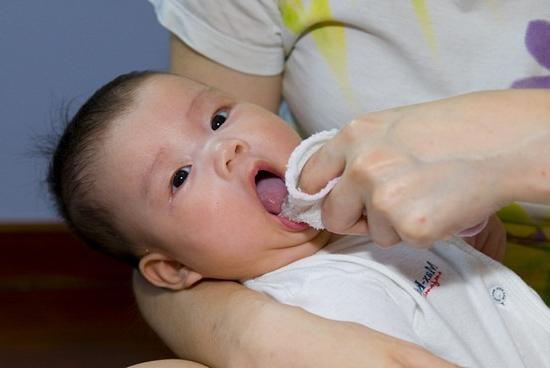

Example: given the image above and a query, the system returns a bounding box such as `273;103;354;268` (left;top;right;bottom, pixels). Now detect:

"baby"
49;71;550;367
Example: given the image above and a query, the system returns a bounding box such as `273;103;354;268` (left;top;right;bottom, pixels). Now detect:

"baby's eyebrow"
141;147;166;202
186;86;212;123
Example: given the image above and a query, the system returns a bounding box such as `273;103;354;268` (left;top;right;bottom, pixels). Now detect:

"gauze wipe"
281;129;340;229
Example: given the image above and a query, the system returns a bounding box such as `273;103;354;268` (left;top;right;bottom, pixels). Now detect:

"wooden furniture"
0;224;174;368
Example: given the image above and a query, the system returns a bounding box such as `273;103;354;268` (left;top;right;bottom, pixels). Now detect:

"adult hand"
298;90;550;247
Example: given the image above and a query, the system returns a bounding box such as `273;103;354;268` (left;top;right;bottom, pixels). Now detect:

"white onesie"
245;235;550;367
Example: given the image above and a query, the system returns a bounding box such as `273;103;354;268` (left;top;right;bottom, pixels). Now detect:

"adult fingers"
365;205;402;247
298;131;347;194
320;173;367;234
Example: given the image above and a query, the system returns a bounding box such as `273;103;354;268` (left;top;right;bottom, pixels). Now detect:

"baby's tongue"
256;176;288;215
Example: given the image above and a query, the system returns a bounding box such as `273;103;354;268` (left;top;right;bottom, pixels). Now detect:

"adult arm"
299;89;550;247
133;274;456;368
169;35;282;113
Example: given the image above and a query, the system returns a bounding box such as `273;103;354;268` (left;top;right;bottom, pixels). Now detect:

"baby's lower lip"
277;214;310;231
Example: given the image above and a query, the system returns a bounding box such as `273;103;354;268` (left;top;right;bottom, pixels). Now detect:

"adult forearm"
413;89;550;205
497;95;550;205
388;89;550;161
133;272;456;368
237;301;457;368
169;35;282;113
452;89;550;205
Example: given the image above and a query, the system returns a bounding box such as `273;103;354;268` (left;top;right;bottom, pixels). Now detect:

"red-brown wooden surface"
0;224;175;368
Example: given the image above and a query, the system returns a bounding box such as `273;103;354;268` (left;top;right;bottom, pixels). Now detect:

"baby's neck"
240;230;338;282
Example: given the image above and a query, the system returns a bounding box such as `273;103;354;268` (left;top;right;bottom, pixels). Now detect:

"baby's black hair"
48;70;161;268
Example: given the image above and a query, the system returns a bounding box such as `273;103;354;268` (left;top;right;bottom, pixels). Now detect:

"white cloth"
245;236;550;368
282;129;339;229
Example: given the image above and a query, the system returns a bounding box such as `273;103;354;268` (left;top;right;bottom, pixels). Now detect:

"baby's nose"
214;138;249;177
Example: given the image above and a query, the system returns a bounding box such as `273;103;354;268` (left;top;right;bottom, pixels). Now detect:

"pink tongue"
256;177;288;215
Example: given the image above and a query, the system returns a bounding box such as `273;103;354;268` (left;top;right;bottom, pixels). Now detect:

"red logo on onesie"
413;261;442;297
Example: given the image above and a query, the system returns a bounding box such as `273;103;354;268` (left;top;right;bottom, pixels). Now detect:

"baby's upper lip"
249;160;283;188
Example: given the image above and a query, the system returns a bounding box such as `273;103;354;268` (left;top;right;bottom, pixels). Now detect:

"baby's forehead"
127;74;205;117
133;74;221;120
107;73;216;147
146;73;210;94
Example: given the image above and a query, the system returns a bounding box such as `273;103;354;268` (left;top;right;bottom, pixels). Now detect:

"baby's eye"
211;109;229;130
171;166;192;192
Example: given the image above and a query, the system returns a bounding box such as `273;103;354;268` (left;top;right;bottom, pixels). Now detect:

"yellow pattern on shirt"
280;0;360;113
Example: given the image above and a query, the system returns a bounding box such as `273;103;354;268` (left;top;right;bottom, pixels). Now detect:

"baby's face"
99;74;328;281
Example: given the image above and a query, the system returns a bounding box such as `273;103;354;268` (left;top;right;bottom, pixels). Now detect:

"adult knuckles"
348;152;379;184
370;179;409;210
341;113;385;140
368;183;440;247
397;212;439;247
338;122;361;145
349;145;408;183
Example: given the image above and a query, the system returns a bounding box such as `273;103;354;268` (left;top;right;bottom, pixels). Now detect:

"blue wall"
0;1;169;221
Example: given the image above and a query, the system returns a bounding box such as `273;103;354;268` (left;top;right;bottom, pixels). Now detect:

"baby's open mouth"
255;170;288;215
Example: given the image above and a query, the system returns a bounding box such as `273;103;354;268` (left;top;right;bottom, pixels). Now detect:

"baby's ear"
138;252;203;290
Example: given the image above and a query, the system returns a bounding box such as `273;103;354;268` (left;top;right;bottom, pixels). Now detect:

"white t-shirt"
245;236;550;368
148;0;549;134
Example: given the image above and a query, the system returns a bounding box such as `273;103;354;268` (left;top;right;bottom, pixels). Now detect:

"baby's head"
49;72;329;290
